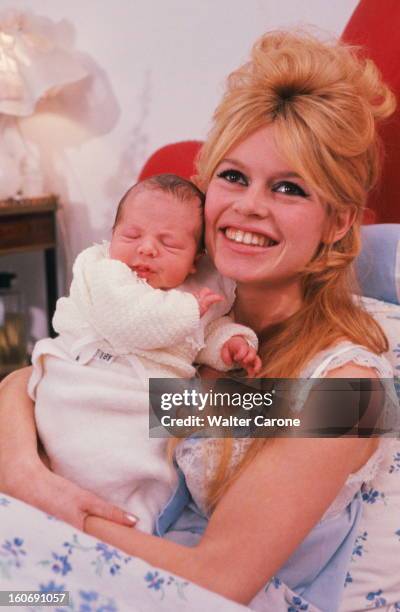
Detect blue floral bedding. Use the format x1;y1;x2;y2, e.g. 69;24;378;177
0;495;248;612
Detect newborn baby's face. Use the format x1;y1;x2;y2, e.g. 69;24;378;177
110;188;202;289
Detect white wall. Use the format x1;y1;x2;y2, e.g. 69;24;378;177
0;0;359;346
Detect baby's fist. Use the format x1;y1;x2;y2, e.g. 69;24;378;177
221;335;262;376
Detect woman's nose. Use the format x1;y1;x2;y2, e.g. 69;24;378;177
137;239;158;257
232;185;271;217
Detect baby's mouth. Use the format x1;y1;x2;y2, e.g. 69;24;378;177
132;265;155;278
223;227;279;248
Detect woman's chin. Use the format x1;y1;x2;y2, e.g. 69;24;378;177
213;254;261;283
211;233;284;283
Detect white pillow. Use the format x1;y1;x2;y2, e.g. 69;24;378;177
361;296;400;398
339;298;400;611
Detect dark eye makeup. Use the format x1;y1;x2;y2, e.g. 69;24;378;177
216;169;248;186
272;181;309;198
216;169;310;198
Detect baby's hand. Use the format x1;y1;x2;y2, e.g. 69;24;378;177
221;335;262;377
193;287;224;316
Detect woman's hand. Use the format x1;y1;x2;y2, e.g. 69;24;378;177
17;463;137;531
0;368;136;531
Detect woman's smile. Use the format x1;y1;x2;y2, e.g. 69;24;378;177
220;226;281;254
224;226;279;247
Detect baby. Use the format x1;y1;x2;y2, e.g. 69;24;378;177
28;173;260;533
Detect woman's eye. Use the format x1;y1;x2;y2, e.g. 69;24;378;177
217;169;248;185
272;181;309;197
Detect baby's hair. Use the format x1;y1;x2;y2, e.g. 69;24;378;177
112;173;205;231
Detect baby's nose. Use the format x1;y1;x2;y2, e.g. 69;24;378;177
137;239;158;257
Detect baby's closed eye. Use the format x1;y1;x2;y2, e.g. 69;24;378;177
161;237;185;249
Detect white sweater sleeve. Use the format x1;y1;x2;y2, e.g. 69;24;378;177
55;253;200;352
196;316;258;371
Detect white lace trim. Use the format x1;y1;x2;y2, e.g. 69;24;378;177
175;438;252;515
175;343;397;520
304;341;394;379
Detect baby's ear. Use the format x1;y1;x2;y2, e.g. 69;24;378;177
190;251;204;274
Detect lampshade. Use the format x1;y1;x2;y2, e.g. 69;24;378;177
0;9;89;117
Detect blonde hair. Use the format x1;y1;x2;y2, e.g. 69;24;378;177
175;31;396;509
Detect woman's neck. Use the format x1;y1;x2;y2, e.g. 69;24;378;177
233;282;303;334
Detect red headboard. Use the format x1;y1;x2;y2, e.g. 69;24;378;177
342;0;400;223
138;141;203;182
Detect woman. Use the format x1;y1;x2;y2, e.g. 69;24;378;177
0;31;397;611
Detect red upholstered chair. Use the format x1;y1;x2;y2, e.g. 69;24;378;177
138;141;203;181
342;0;400;223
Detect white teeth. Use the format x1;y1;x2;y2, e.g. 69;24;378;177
224;227;277;247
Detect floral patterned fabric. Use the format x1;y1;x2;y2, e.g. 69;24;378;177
0;485;393;612
0;493;327;612
338;298;400;611
0;495;248;612
338;440;400;611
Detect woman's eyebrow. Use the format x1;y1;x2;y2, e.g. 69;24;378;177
218;157;247;170
269;171;304;180
218;159;303;180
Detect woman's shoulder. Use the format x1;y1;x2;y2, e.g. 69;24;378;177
301;339;394;379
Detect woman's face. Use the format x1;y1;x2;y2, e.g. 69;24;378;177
205;125;328;287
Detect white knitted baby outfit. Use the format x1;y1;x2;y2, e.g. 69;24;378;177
28;243;257;533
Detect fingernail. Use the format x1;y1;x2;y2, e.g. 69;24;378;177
125;513;138;524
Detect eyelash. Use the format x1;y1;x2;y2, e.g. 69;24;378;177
273;182;309;198
216;169;309;198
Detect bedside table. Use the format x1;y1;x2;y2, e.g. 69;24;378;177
0;196;59;337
